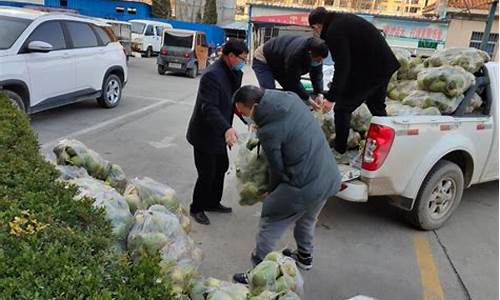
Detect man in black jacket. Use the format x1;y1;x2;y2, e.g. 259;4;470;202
309;7;400;153
186;39;248;225
252;35;329;110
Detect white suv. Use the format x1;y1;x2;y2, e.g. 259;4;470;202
0;7;128;113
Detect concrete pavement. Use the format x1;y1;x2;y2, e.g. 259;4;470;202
31;57;498;300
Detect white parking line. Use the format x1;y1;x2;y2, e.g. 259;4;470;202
41;97;181;149
125;94;195;106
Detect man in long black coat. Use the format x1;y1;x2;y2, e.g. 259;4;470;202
309;7;400;153
186;39;248;225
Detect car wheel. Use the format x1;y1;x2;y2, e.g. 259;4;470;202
158;64;166;75
145;47;153;58
408;160;464;230
188;64;198;78
97;74;122;108
4;90;26;112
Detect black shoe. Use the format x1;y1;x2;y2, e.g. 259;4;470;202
205;204;232;213
190;211;210;225
232;272;249;285
282;248;313;271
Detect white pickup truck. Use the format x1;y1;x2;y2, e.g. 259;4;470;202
337;62;499;230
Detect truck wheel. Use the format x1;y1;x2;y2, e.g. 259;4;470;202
158;64;166;75
188;64;198;78
97;74;122;108
145;47;153;58
4;90;26;112
408;160;464;230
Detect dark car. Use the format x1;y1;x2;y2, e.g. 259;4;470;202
157;29;209;78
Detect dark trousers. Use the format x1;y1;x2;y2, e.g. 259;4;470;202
191;148;229;213
334;78;390;154
252;59;276;89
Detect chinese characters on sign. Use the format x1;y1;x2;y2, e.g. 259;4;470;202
383;25;443;40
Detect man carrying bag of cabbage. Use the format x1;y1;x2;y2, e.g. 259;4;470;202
231;86;342;284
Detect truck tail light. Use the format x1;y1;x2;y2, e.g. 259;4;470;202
160;47;168;56
184;51;192;58
362;124;395;171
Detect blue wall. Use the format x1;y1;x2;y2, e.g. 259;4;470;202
44;0;150;20
0;0;225;45
152;18;225;47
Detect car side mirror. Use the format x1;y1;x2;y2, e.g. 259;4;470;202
28;41;53;53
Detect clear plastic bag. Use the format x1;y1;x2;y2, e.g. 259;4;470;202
56;164;89;180
123;177;191;233
127;205;186;258
417;66;475;98
316;111;363;150
53;139;112;180
190;278;250;300
105;164;128;194
235;133;270;206
350;104;372;133
424;47;490;73
387;80;418;101
386;100;441;116
278;291;301;300
402;90;463;114
466;93;483;113
69;177;133;241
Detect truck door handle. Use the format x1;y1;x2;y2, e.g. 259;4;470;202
62;53;71;59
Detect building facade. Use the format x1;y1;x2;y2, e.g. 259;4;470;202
424;0;499;61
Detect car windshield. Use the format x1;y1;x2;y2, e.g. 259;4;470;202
163;31;193;48
131;22;145;34
0;16;32;49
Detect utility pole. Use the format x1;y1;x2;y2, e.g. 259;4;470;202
480;0;498;51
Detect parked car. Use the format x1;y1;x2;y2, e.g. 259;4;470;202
130;19;172;57
104;19;132;61
337;63;499;230
157;29;209;78
0;7;128;113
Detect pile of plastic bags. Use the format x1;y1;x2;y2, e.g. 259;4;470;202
388;47;488;115
423;47;490;73
49;139;206;299
247;252;303;298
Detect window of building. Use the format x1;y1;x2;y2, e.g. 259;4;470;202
325;0;335;5
470;31;499;56
263;27;279;43
65;21;99;48
60;0;68;6
128;7;137;14
405;6;410;12
116;6;125;13
411;0;419;4
26;21;66;50
396;6;401;11
409;7;419;13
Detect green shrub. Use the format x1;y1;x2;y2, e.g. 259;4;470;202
0;94;175;299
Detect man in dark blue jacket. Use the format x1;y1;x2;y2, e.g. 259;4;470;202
186;39;248;225
252;35;328;110
232;86;341;282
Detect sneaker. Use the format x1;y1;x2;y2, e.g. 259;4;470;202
232;272;249;285
282;248;313;271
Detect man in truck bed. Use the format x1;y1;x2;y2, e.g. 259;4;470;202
308;7;400;154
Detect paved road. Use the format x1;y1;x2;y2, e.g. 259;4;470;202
31;57;498;300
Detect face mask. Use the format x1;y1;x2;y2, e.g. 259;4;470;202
232;61;245;71
311;60;322;67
